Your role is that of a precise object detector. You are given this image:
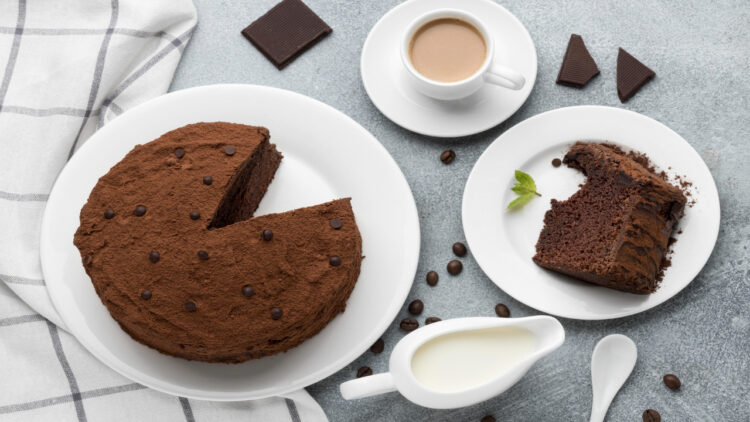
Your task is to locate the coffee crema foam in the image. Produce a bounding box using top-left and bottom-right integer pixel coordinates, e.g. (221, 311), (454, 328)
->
(409, 18), (487, 83)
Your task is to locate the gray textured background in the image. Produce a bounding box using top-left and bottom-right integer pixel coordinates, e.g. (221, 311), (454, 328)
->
(171, 0), (750, 420)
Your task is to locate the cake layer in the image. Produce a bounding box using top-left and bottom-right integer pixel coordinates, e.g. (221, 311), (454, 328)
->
(74, 122), (363, 362)
(533, 142), (686, 294)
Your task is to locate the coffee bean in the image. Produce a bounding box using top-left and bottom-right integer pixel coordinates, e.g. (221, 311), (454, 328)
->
(141, 290), (152, 300)
(495, 303), (510, 318)
(174, 148), (185, 159)
(426, 271), (439, 286)
(330, 256), (342, 267)
(262, 229), (273, 241)
(370, 338), (385, 354)
(663, 374), (681, 390)
(149, 251), (160, 263)
(134, 205), (147, 216)
(104, 209), (115, 219)
(447, 260), (462, 275)
(242, 285), (255, 298)
(329, 218), (343, 229)
(271, 307), (283, 320)
(642, 409), (661, 422)
(408, 299), (424, 315)
(197, 250), (209, 260)
(357, 366), (373, 378)
(189, 211), (200, 220)
(452, 242), (467, 257)
(400, 317), (419, 331)
(203, 176), (213, 185)
(440, 149), (456, 164)
(481, 416), (496, 422)
(184, 301), (197, 312)
(425, 317), (441, 325)
(552, 158), (562, 167)
(224, 146), (235, 156)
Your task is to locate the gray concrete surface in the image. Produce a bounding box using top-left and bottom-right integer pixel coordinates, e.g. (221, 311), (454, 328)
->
(171, 0), (750, 420)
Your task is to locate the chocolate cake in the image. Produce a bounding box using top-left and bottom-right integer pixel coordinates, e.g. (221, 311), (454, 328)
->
(533, 143), (685, 294)
(74, 122), (362, 362)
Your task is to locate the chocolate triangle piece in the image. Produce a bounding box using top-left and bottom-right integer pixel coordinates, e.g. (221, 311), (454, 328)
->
(556, 34), (600, 88)
(617, 48), (655, 102)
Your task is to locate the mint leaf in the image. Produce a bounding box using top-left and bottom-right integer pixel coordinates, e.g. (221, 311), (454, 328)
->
(507, 170), (541, 210)
(507, 193), (535, 210)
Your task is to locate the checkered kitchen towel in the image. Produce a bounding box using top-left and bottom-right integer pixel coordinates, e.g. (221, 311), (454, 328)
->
(0, 1), (326, 421)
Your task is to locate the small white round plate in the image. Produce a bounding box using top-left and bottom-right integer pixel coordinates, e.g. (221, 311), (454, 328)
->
(360, 0), (537, 138)
(40, 85), (420, 400)
(462, 106), (720, 320)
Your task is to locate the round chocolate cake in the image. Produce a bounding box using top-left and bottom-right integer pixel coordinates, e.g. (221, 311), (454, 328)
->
(74, 122), (362, 363)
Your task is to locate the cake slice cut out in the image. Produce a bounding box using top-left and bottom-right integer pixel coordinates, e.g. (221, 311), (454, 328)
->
(74, 122), (362, 363)
(617, 48), (655, 102)
(556, 34), (599, 88)
(533, 143), (685, 294)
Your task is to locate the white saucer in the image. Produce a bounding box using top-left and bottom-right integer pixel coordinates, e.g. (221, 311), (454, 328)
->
(360, 0), (537, 138)
(40, 85), (420, 400)
(462, 106), (720, 320)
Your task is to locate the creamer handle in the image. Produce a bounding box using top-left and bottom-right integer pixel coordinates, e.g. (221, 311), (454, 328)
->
(340, 373), (396, 400)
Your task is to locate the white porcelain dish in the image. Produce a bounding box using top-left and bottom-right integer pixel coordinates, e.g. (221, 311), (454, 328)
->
(360, 0), (537, 137)
(463, 106), (720, 320)
(40, 84), (420, 401)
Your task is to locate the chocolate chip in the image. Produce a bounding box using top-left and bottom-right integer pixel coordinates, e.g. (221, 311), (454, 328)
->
(329, 218), (343, 229)
(408, 299), (424, 315)
(203, 176), (213, 185)
(197, 250), (209, 260)
(330, 256), (342, 267)
(242, 285), (255, 298)
(271, 307), (283, 320)
(481, 416), (496, 422)
(149, 251), (160, 263)
(141, 290), (152, 300)
(224, 146), (235, 156)
(357, 366), (373, 378)
(400, 317), (418, 331)
(426, 271), (439, 286)
(642, 409), (661, 422)
(134, 205), (146, 216)
(104, 209), (115, 219)
(189, 211), (200, 220)
(452, 242), (467, 257)
(370, 338), (385, 354)
(425, 316), (441, 325)
(552, 158), (562, 167)
(174, 148), (185, 158)
(82, 254), (92, 266)
(447, 260), (462, 275)
(184, 301), (197, 312)
(495, 303), (511, 318)
(262, 229), (273, 241)
(663, 374), (681, 390)
(440, 149), (456, 164)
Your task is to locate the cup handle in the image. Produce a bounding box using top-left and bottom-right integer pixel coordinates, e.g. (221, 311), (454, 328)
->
(484, 63), (525, 90)
(340, 372), (396, 400)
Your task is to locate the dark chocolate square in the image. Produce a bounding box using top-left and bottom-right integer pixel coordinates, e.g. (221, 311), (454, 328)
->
(617, 48), (655, 102)
(241, 0), (332, 70)
(556, 34), (599, 88)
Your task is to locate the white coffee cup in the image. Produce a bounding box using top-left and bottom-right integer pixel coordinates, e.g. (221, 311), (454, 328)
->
(401, 9), (525, 101)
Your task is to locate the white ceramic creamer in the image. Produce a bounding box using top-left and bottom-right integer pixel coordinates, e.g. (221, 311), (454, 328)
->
(340, 316), (564, 409)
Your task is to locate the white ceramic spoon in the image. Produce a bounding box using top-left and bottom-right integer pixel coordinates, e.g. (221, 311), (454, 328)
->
(589, 334), (638, 422)
(340, 316), (564, 409)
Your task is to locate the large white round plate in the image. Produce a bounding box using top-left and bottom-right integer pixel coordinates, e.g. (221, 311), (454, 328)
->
(40, 84), (420, 400)
(463, 106), (720, 320)
(361, 0), (537, 137)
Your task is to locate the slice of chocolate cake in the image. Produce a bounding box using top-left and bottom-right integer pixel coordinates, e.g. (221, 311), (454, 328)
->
(533, 143), (685, 294)
(74, 122), (363, 362)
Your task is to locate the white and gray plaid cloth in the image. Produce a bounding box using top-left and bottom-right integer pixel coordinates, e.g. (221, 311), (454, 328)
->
(0, 1), (326, 420)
